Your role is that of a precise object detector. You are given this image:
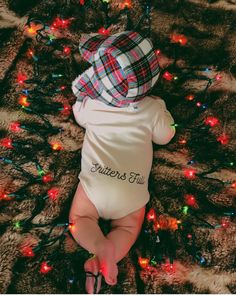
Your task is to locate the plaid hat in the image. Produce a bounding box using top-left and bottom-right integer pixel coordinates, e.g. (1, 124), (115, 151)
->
(72, 31), (160, 108)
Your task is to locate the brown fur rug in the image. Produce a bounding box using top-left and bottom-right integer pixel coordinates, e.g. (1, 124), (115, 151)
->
(0, 0), (235, 293)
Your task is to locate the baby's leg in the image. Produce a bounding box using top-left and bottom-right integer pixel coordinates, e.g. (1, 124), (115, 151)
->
(69, 183), (118, 286)
(106, 207), (146, 263)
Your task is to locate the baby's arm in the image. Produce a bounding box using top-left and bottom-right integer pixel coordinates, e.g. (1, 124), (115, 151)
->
(72, 75), (88, 128)
(72, 100), (86, 128)
(152, 98), (176, 145)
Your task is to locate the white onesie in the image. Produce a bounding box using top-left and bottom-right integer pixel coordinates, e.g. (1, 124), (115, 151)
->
(72, 96), (175, 220)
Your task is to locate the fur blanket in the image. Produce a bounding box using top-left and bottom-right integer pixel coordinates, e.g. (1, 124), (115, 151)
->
(0, 0), (235, 293)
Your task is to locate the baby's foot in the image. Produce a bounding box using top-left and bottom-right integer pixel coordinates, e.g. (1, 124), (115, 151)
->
(84, 256), (102, 294)
(97, 239), (118, 286)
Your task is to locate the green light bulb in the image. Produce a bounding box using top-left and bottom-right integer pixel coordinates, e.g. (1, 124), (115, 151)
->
(182, 206), (189, 215)
(13, 221), (21, 229)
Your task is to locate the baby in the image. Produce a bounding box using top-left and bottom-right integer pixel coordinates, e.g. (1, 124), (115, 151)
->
(69, 31), (175, 293)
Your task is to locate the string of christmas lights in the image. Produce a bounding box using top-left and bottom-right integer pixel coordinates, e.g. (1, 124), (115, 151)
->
(0, 1), (235, 281)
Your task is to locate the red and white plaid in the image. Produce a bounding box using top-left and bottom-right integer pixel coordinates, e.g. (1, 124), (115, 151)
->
(72, 31), (160, 108)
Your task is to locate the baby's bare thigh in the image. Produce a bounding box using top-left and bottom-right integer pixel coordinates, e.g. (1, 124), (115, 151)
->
(111, 206), (146, 233)
(69, 182), (99, 221)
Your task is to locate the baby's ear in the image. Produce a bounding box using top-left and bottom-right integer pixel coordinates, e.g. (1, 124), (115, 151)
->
(73, 52), (83, 64)
(157, 53), (174, 69)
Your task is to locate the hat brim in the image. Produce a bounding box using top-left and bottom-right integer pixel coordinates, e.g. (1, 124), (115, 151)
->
(79, 33), (109, 63)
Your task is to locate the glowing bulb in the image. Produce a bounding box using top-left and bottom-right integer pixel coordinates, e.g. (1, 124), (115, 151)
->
(21, 246), (35, 257)
(0, 138), (13, 149)
(42, 173), (53, 183)
(18, 95), (30, 107)
(221, 220), (229, 228)
(184, 194), (197, 207)
(146, 208), (156, 222)
(50, 142), (63, 151)
(231, 182), (236, 188)
(0, 193), (12, 201)
(98, 27), (110, 35)
(179, 139), (187, 144)
(60, 104), (71, 115)
(182, 206), (189, 215)
(63, 46), (71, 55)
(13, 221), (21, 229)
(9, 122), (21, 132)
(163, 71), (173, 81)
(17, 73), (27, 85)
(186, 94), (195, 101)
(121, 0), (132, 9)
(215, 74), (222, 81)
(171, 33), (187, 46)
(47, 188), (59, 200)
(52, 17), (71, 29)
(217, 134), (229, 145)
(40, 262), (53, 274)
(27, 26), (37, 34)
(68, 222), (75, 230)
(204, 116), (219, 127)
(184, 168), (196, 179)
(138, 257), (149, 269)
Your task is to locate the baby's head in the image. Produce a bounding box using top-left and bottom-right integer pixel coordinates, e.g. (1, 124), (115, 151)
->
(73, 31), (160, 107)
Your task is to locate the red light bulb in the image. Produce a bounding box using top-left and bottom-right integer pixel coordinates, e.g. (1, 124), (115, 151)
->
(52, 17), (70, 29)
(40, 261), (53, 274)
(138, 257), (149, 269)
(42, 173), (53, 183)
(21, 245), (35, 257)
(69, 222), (75, 230)
(185, 94), (195, 101)
(0, 138), (13, 149)
(27, 26), (37, 35)
(217, 134), (229, 145)
(61, 104), (71, 116)
(184, 168), (196, 179)
(184, 194), (197, 207)
(179, 138), (187, 144)
(0, 193), (11, 200)
(120, 0), (132, 9)
(187, 234), (192, 239)
(47, 187), (59, 200)
(18, 95), (30, 107)
(50, 142), (63, 151)
(205, 116), (219, 127)
(146, 208), (156, 222)
(9, 122), (21, 132)
(63, 46), (71, 55)
(98, 27), (110, 35)
(171, 33), (188, 46)
(215, 74), (222, 81)
(163, 71), (173, 81)
(163, 263), (175, 272)
(154, 221), (160, 232)
(17, 73), (27, 85)
(231, 182), (236, 188)
(221, 220), (229, 228)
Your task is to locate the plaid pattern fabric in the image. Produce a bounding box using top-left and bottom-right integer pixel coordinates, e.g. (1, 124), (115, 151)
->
(72, 31), (160, 108)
